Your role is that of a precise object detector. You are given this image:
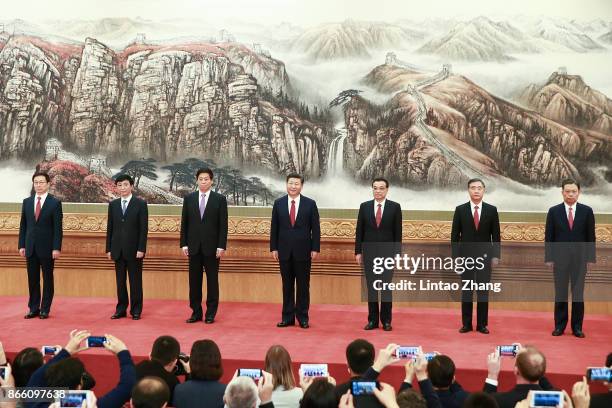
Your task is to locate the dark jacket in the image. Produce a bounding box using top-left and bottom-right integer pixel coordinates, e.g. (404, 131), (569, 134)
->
(106, 196), (148, 260)
(545, 202), (596, 263)
(18, 194), (63, 258)
(180, 190), (228, 256)
(173, 379), (226, 408)
(270, 195), (320, 261)
(135, 359), (180, 402)
(355, 200), (402, 255)
(451, 202), (500, 259)
(401, 381), (465, 408)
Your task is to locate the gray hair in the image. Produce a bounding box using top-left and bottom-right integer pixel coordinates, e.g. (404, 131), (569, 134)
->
(224, 377), (259, 408)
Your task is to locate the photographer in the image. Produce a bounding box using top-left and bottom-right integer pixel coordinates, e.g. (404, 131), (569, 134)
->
(135, 336), (185, 402)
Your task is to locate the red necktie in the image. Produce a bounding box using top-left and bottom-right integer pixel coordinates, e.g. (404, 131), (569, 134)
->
(568, 207), (574, 230)
(473, 205), (480, 230)
(290, 200), (296, 227)
(35, 196), (41, 221)
(376, 203), (382, 228)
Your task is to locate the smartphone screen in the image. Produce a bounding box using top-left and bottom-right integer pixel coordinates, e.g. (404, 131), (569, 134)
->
(238, 368), (262, 379)
(86, 336), (106, 348)
(497, 345), (518, 357)
(59, 392), (89, 408)
(351, 381), (377, 396)
(587, 367), (612, 382)
(301, 364), (328, 377)
(531, 391), (563, 407)
(396, 346), (421, 359)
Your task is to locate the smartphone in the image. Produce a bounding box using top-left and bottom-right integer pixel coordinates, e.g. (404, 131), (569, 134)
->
(42, 345), (59, 355)
(351, 381), (378, 396)
(238, 368), (262, 379)
(395, 346), (422, 359)
(56, 390), (94, 408)
(86, 336), (107, 348)
(300, 364), (328, 377)
(586, 367), (612, 382)
(497, 345), (519, 357)
(529, 391), (564, 407)
(0, 365), (10, 381)
(412, 352), (436, 361)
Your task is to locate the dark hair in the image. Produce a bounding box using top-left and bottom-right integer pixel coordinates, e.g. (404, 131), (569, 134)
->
(346, 339), (374, 375)
(115, 174), (135, 185)
(561, 178), (580, 190)
(427, 355), (455, 389)
(45, 358), (86, 389)
(131, 377), (170, 408)
(396, 389), (427, 408)
(189, 339), (223, 381)
(12, 347), (44, 387)
(516, 346), (546, 383)
(606, 352), (612, 367)
(264, 345), (295, 389)
(286, 173), (304, 183)
(372, 177), (389, 188)
(151, 336), (180, 366)
(32, 171), (50, 183)
(299, 378), (337, 408)
(467, 178), (485, 188)
(463, 392), (499, 408)
(196, 168), (214, 180)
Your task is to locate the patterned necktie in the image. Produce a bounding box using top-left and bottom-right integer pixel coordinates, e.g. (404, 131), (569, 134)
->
(474, 205), (480, 230)
(122, 199), (127, 215)
(568, 207), (574, 230)
(376, 203), (382, 228)
(200, 193), (206, 220)
(35, 197), (41, 221)
(290, 200), (296, 226)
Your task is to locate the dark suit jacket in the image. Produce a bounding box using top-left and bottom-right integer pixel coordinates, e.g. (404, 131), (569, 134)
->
(106, 196), (148, 260)
(355, 200), (402, 255)
(270, 195), (320, 261)
(135, 360), (180, 402)
(590, 392), (612, 408)
(545, 202), (596, 263)
(180, 190), (228, 256)
(451, 202), (500, 259)
(18, 194), (63, 258)
(173, 379), (226, 408)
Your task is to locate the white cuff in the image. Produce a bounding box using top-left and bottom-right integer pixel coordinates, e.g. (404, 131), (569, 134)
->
(485, 378), (498, 387)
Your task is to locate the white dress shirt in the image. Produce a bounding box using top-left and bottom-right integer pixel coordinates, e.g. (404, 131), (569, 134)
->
(288, 194), (300, 218)
(470, 201), (483, 219)
(564, 202), (577, 220)
(34, 192), (48, 215)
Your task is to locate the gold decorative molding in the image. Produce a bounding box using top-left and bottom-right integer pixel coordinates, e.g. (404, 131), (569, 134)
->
(0, 212), (610, 243)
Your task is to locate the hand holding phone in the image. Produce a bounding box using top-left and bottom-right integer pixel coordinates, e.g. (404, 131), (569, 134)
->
(57, 390), (94, 408)
(395, 346), (422, 359)
(497, 345), (519, 357)
(529, 391), (564, 407)
(86, 336), (107, 348)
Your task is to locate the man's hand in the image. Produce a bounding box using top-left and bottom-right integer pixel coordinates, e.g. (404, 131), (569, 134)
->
(65, 329), (91, 355)
(182, 246), (189, 256)
(0, 341), (6, 365)
(414, 355), (428, 381)
(404, 359), (416, 384)
(103, 334), (127, 354)
(179, 358), (191, 374)
(136, 251), (145, 259)
(311, 251), (319, 260)
(571, 377), (590, 408)
(18, 248), (26, 257)
(562, 390), (574, 408)
(271, 250), (279, 261)
(216, 248), (225, 259)
(487, 350), (501, 381)
(491, 257), (499, 266)
(372, 383), (399, 408)
(355, 254), (362, 265)
(258, 370), (274, 404)
(299, 375), (314, 391)
(52, 250), (61, 260)
(372, 343), (400, 372)
(339, 391), (354, 408)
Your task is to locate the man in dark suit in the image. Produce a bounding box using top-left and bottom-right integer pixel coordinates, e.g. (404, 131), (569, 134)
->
(270, 173), (320, 329)
(18, 171), (63, 319)
(355, 177), (402, 331)
(451, 178), (500, 334)
(180, 168), (228, 324)
(106, 174), (148, 320)
(545, 179), (596, 338)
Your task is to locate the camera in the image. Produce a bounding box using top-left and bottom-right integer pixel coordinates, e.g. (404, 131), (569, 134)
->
(173, 353), (190, 376)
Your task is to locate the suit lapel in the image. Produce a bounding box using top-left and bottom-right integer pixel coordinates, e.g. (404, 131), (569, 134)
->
(559, 204), (571, 231)
(369, 200), (377, 227)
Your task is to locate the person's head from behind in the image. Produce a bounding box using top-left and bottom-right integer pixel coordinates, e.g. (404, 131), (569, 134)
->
(12, 347), (44, 387)
(514, 346), (546, 384)
(150, 336), (180, 373)
(45, 358), (86, 389)
(131, 376), (170, 408)
(224, 376), (258, 408)
(427, 355), (455, 390)
(299, 378), (337, 408)
(396, 389), (427, 408)
(346, 339), (374, 376)
(463, 392), (499, 408)
(264, 344), (295, 390)
(189, 339), (222, 381)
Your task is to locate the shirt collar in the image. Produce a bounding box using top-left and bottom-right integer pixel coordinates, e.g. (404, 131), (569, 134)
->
(564, 202), (577, 211)
(374, 198), (386, 208)
(121, 194), (132, 202)
(288, 194), (300, 203)
(470, 201), (483, 211)
(35, 192), (48, 201)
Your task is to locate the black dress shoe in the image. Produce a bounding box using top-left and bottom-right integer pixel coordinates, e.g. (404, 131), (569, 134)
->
(552, 329), (564, 336)
(24, 311), (40, 319)
(364, 322), (379, 330)
(186, 316), (203, 323)
(299, 321), (309, 329)
(204, 317), (214, 324)
(459, 326), (473, 333)
(131, 315), (141, 320)
(276, 321), (295, 327)
(382, 323), (392, 331)
(476, 326), (489, 334)
(111, 312), (127, 320)
(573, 330), (585, 338)
(39, 312), (49, 319)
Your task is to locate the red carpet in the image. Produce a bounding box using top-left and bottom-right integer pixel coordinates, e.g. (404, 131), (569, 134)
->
(1, 296), (610, 396)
